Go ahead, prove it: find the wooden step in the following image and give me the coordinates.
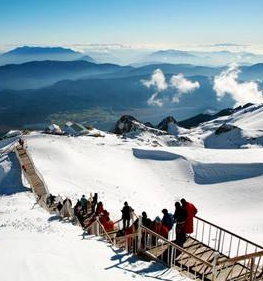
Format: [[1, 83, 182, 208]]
[[147, 244, 168, 257], [206, 264, 245, 281]]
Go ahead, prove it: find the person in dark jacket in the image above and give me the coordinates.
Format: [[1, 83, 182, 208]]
[[19, 138, 25, 149], [91, 193, 98, 214], [142, 211, 152, 228], [173, 202, 188, 257], [73, 200, 84, 226], [161, 209, 174, 231], [121, 201, 134, 229], [80, 195, 88, 214], [46, 194, 55, 207], [56, 202, 63, 215]]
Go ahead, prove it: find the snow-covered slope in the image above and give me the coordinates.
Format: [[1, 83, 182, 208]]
[[183, 103, 263, 148], [21, 132, 263, 245], [1, 192, 181, 281], [1, 104, 263, 281]]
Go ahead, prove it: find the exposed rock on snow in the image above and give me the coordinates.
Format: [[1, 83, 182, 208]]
[[113, 115, 192, 146], [113, 115, 168, 136], [113, 115, 138, 134], [178, 136, 193, 143], [215, 123, 238, 135], [157, 116, 177, 131]]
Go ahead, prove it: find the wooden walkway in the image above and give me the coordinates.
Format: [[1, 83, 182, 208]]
[[15, 145, 49, 210]]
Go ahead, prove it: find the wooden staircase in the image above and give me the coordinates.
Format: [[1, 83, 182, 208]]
[[15, 145, 49, 210], [87, 215, 263, 281]]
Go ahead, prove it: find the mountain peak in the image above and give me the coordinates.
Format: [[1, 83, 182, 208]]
[[3, 46, 80, 56], [157, 116, 177, 131]]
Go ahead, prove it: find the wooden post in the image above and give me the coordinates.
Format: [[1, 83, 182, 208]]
[[217, 229, 222, 252], [250, 258, 255, 281], [211, 252, 220, 281], [138, 216, 142, 252], [95, 217, 99, 236]]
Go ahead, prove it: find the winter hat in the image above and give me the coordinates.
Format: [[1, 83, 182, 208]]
[[155, 216, 161, 223]]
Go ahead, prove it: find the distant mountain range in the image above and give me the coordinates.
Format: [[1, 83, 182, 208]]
[[138, 49, 263, 66], [0, 46, 95, 66], [1, 60, 263, 90], [2, 46, 263, 67], [0, 60, 131, 90]]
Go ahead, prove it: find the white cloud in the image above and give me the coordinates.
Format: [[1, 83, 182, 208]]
[[147, 92, 164, 107], [142, 69, 168, 107], [142, 69, 200, 107], [142, 69, 168, 92], [170, 73, 200, 103], [213, 63, 263, 106]]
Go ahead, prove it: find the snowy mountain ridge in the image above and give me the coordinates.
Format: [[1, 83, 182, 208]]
[[183, 103, 263, 148], [112, 103, 263, 149]]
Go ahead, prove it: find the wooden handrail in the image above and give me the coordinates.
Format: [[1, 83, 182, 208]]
[[217, 250, 263, 265], [113, 218, 122, 225], [113, 211, 138, 226], [141, 225, 213, 268], [115, 233, 138, 240], [96, 218, 114, 244], [195, 216, 263, 250]]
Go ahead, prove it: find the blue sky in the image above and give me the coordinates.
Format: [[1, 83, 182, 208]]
[[0, 0, 263, 48]]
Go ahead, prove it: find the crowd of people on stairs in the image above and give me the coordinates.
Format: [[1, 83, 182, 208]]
[[45, 191, 197, 253]]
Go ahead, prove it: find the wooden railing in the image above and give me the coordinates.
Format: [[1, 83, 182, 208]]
[[15, 145, 50, 211], [140, 223, 215, 281], [189, 216, 263, 281], [87, 215, 263, 281], [24, 147, 50, 195], [192, 216, 263, 258]]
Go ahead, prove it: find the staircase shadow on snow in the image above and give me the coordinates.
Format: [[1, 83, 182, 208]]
[[0, 152, 31, 195], [106, 245, 172, 280]]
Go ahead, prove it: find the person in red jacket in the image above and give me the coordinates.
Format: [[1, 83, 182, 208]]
[[181, 198, 197, 234], [154, 216, 169, 239], [100, 209, 114, 232], [95, 201, 104, 216]]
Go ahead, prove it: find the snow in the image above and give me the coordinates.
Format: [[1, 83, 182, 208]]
[[183, 103, 263, 148], [22, 132, 263, 245], [2, 130, 22, 139], [1, 103, 263, 280], [0, 192, 181, 281]]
